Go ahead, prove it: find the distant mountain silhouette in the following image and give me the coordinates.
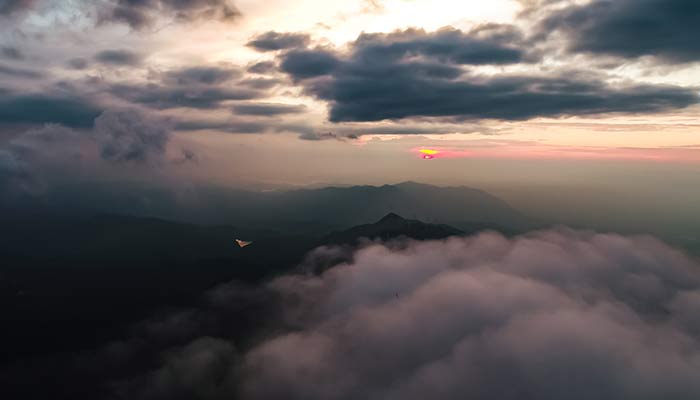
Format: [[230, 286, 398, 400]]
[[5, 181, 535, 232], [322, 212, 464, 245], [231, 181, 534, 230]]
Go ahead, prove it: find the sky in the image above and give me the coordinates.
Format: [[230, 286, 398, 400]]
[[1, 0, 699, 211]]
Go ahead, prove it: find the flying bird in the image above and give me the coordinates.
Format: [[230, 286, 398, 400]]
[[235, 239, 253, 248]]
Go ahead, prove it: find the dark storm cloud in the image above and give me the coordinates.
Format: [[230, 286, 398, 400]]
[[107, 64, 269, 110], [297, 66, 697, 122], [1, 46, 23, 60], [163, 66, 241, 85], [247, 31, 311, 52], [0, 107, 186, 202], [536, 0, 700, 62], [109, 83, 261, 109], [280, 49, 340, 79], [95, 109, 171, 163], [0, 92, 102, 127], [100, 0, 241, 30], [116, 229, 700, 400], [277, 27, 699, 122], [94, 49, 142, 66], [232, 102, 306, 116], [279, 24, 527, 82], [350, 25, 527, 66]]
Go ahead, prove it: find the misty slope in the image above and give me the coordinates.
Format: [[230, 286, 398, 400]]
[[322, 212, 464, 245], [0, 211, 316, 363]]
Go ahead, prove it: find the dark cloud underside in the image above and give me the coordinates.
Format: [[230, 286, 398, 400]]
[[109, 84, 261, 109], [0, 94, 102, 127], [275, 25, 698, 122], [280, 57, 697, 122], [538, 0, 700, 62]]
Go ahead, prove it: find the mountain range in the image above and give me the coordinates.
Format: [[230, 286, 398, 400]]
[[0, 182, 531, 365]]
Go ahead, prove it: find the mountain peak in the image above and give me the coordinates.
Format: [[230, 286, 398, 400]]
[[378, 212, 406, 223], [322, 213, 464, 247]]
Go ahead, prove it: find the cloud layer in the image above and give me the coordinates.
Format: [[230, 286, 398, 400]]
[[275, 25, 698, 122], [100, 0, 241, 30], [237, 230, 700, 399], [106, 229, 700, 400], [538, 0, 700, 62]]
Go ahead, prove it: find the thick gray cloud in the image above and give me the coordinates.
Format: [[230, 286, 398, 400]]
[[280, 25, 527, 83], [95, 109, 171, 163], [95, 49, 142, 66], [0, 108, 185, 203], [277, 27, 699, 122], [236, 230, 700, 399], [164, 66, 241, 85], [175, 118, 315, 136], [109, 83, 261, 109], [298, 67, 697, 122], [280, 49, 340, 79], [104, 64, 269, 110], [350, 25, 528, 65], [100, 0, 241, 30], [537, 0, 700, 62], [0, 123, 88, 198], [0, 92, 102, 127], [247, 31, 311, 52]]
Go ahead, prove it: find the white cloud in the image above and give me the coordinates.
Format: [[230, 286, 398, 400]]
[[238, 229, 700, 399]]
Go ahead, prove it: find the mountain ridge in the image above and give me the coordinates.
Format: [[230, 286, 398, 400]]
[[322, 212, 465, 246]]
